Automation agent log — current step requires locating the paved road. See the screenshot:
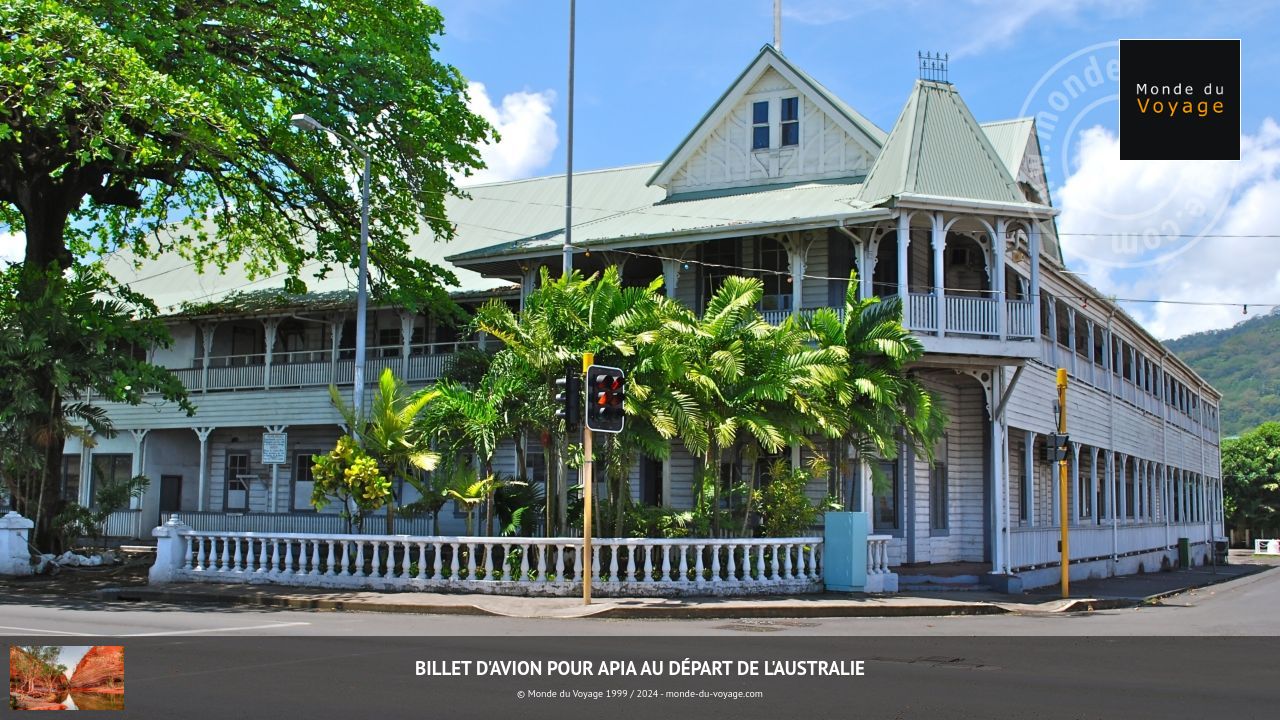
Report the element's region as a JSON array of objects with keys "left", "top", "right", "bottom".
[
  {"left": 1, "top": 564, "right": 1277, "bottom": 637},
  {"left": 5, "top": 569, "right": 1277, "bottom": 718}
]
